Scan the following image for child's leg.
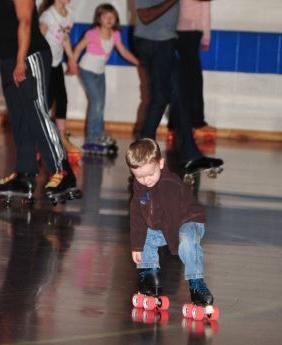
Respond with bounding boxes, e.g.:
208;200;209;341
137;229;167;295
79;69;105;143
178;222;205;280
178;222;213;305
138;229;167;269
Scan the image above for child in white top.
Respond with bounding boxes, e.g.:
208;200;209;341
73;3;139;149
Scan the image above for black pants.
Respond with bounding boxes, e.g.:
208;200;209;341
0;49;67;175
177;31;205;128
134;37;202;161
48;63;67;119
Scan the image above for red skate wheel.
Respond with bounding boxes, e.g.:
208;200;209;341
143;310;156;324
131;308;143;322
143;296;156;310
207;305;219;320
191;305;204;321
158;296;170;310
182;303;194;318
132;293;144;308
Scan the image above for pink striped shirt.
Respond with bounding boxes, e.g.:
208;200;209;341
177;0;211;39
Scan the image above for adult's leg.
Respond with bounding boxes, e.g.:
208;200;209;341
24;50;67;174
80;68;106;143
171;57;202;161
178;31;205;128
135;38;176;139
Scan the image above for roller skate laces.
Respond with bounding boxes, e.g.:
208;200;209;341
45;171;67;189
189;279;213;305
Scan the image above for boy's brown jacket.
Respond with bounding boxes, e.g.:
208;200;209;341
130;165;205;255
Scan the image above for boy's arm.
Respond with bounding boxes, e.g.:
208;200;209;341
136;0;178;25
130;196;147;253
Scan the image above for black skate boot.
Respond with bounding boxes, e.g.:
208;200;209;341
183;156;224;185
132;268;170;311
45;161;82;205
183;157;224;175
0;172;36;206
189;278;214;306
138;268;162;296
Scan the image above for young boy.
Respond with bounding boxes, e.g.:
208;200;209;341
126;138;213;306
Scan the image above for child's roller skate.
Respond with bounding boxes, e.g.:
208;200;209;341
182;279;219;321
132;268;170;311
45;163;82;206
82;136;118;157
0;172;36;207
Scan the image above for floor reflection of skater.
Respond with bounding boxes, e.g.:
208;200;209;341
0;0;80;204
0;208;78;343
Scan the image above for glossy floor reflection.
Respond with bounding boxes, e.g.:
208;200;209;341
0;131;281;345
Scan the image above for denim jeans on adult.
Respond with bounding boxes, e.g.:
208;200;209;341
79;68;105;143
137;222;205;280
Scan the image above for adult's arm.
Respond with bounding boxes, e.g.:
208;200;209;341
137;0;178;24
13;0;34;86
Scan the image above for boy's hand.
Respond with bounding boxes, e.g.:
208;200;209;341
132;251;142;264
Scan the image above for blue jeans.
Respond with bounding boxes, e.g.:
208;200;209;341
137;222;205;280
79;68;105;143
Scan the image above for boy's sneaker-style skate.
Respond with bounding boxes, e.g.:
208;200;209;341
45;169;82;205
0;172;36;206
183;156;224;185
182;279;219;321
132;268;170;312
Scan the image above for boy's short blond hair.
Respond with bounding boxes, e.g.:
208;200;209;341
126;138;162;169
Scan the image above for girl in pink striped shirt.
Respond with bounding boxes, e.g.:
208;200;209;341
73;4;139;151
177;0;212;130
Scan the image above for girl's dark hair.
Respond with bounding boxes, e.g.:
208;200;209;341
39;0;54;15
94;3;121;31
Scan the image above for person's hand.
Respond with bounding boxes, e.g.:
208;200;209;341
66;60;78;75
13;60;27;86
132;251;142;264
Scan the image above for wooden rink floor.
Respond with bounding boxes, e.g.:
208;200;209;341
0;130;281;345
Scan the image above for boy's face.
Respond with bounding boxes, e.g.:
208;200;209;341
131;159;165;188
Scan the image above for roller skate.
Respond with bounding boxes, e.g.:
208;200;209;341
183;156;224;185
132;268;170;312
45;163;82;206
0;172;36;207
62;132;81;165
182;279;219;321
82;136;118;157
